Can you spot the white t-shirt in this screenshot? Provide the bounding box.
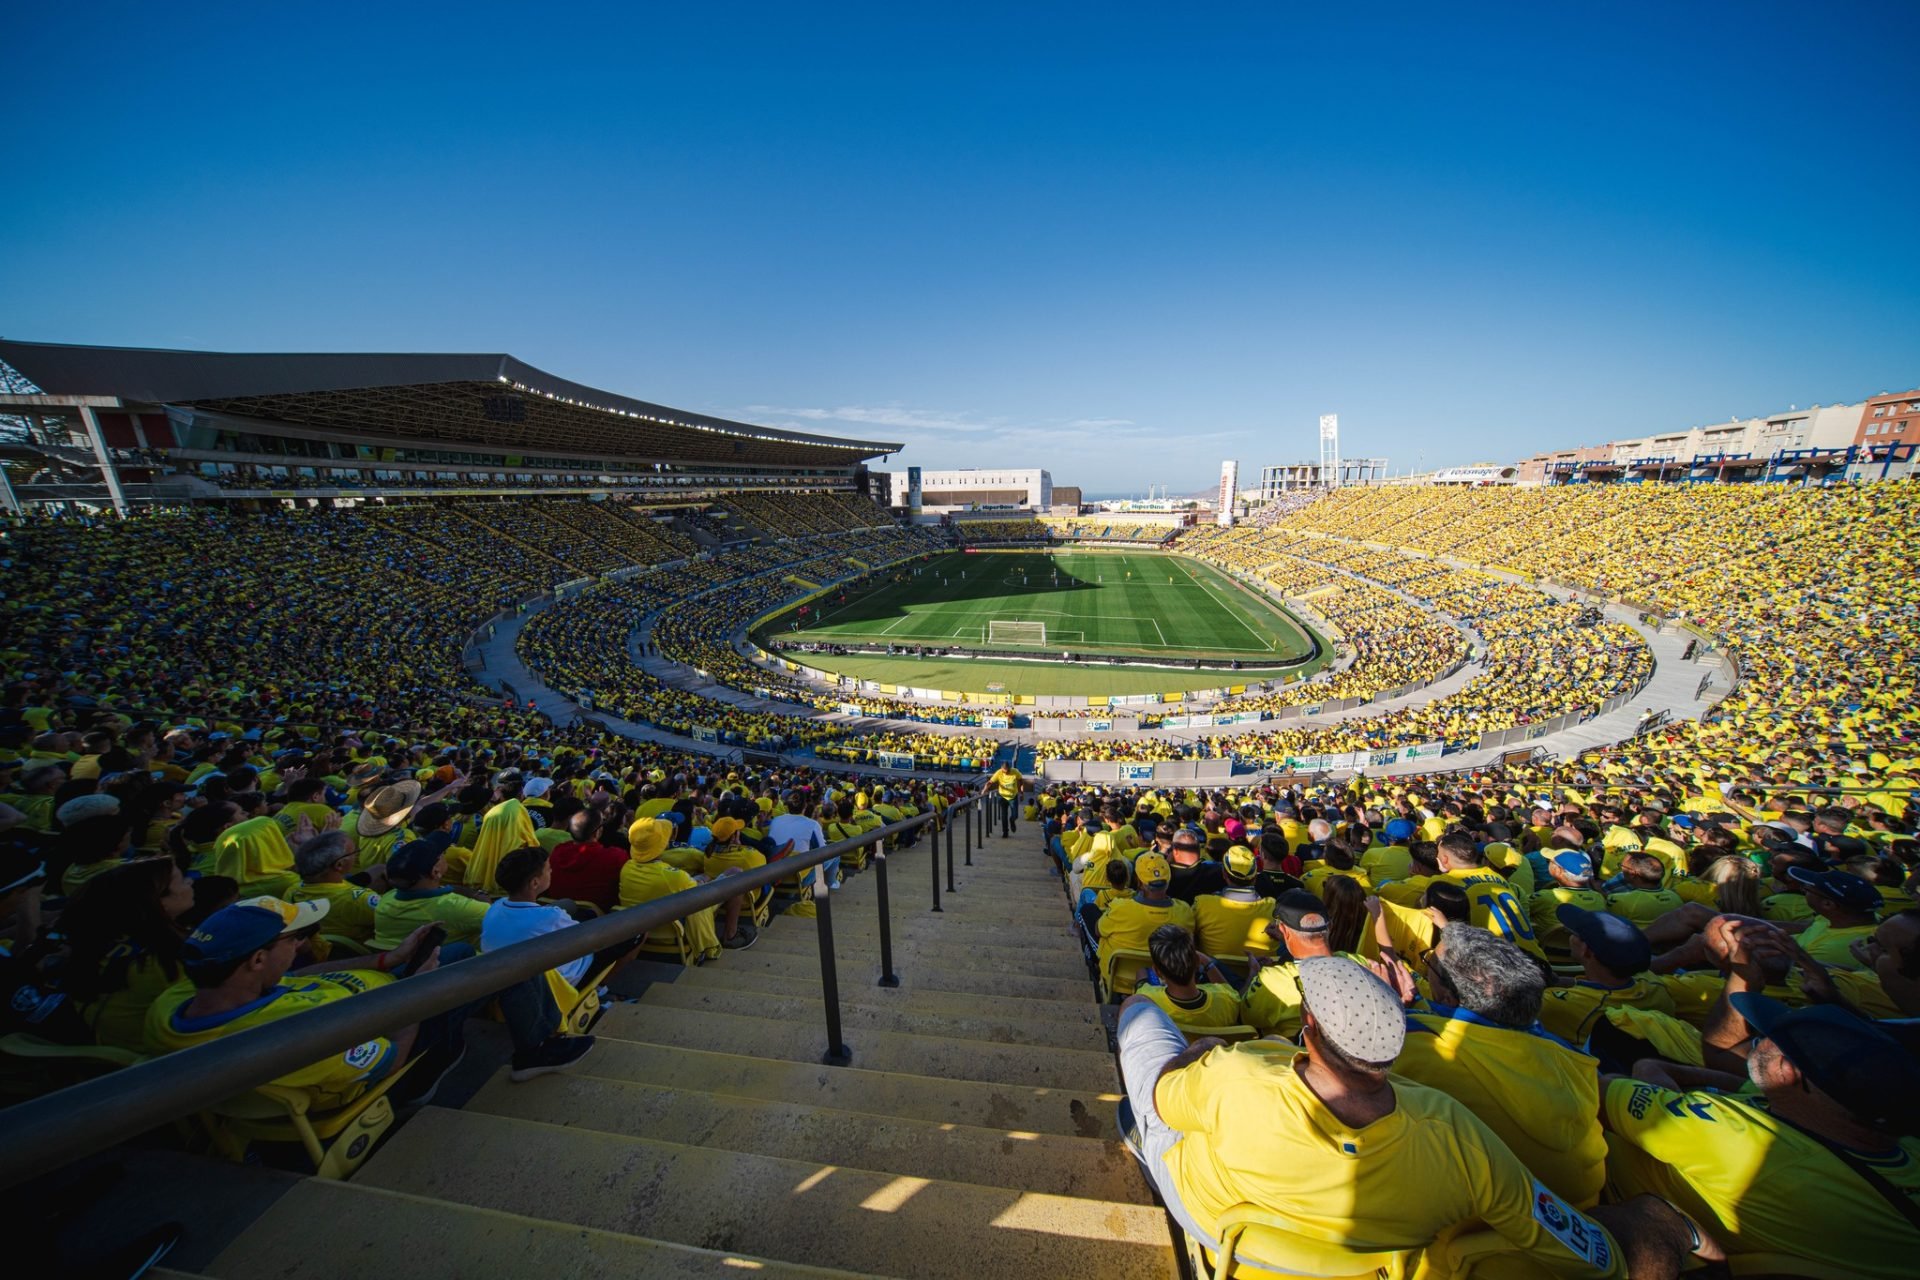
[766,813,826,857]
[481,898,590,986]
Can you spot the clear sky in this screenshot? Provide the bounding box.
[6,2,1916,491]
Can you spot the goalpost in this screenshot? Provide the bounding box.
[987,620,1046,646]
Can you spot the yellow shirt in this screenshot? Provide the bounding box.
[1395,1009,1608,1207]
[1141,983,1245,1033]
[1443,867,1547,960]
[291,880,382,943]
[1156,1042,1626,1277]
[1603,1078,1920,1276]
[1530,887,1608,962]
[1602,887,1683,931]
[619,857,698,909]
[1796,918,1877,972]
[1191,891,1276,960]
[1096,897,1195,994]
[1299,864,1373,898]
[1536,977,1677,1051]
[145,970,398,1111]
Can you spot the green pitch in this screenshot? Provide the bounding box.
[756,550,1325,696]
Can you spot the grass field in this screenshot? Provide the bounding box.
[756,550,1327,696]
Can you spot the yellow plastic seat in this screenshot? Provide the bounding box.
[201,1058,418,1179]
[1100,948,1154,1002]
[1191,1204,1418,1279]
[636,918,695,965]
[0,1032,146,1101]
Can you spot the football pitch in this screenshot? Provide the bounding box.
[756,550,1326,696]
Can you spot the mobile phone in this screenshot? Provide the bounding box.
[400,924,447,978]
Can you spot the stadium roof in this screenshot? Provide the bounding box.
[0,339,900,467]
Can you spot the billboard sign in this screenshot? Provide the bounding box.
[1217,460,1239,527]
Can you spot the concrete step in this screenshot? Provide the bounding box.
[596,1003,1118,1091]
[566,1039,1122,1138]
[671,961,1099,1014]
[355,1109,1175,1280]
[774,912,1079,950]
[467,1072,1150,1203]
[206,1179,876,1279]
[745,928,1090,981]
[637,983,1109,1051]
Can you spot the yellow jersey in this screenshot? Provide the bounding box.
[1536,977,1677,1051]
[290,880,381,943]
[1096,897,1195,993]
[1603,1078,1920,1275]
[1797,918,1877,971]
[1191,891,1276,960]
[1603,887,1683,931]
[1156,1042,1625,1277]
[1395,1008,1608,1207]
[145,970,399,1111]
[1530,887,1609,963]
[1141,983,1245,1033]
[1443,868,1547,960]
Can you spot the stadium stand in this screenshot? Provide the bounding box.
[2,340,1916,1276]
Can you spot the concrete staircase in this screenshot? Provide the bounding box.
[189,820,1175,1279]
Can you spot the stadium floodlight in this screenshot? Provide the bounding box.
[988,620,1046,646]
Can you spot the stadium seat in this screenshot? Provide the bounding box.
[1100,947,1154,1002]
[198,1059,419,1179]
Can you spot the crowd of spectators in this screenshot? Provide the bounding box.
[1042,760,1918,1275]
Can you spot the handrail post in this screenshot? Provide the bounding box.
[963,800,973,866]
[929,819,943,912]
[945,808,957,894]
[963,799,973,866]
[814,875,852,1066]
[874,839,899,987]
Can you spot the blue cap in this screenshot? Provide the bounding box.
[688,827,714,851]
[182,897,329,966]
[1785,866,1880,913]
[1551,851,1595,882]
[1730,994,1920,1135]
[387,831,453,885]
[1557,904,1652,974]
[1384,818,1416,842]
[1669,815,1696,829]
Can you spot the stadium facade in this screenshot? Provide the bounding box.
[0,339,901,514]
[1515,394,1916,485]
[878,466,1053,512]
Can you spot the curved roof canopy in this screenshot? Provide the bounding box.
[0,339,899,467]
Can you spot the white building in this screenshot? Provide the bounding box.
[881,467,1052,511]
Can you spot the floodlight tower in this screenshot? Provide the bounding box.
[1319,414,1341,488]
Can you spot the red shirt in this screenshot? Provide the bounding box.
[546,839,628,910]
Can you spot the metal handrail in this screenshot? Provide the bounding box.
[0,797,979,1190]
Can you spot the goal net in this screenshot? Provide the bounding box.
[987,620,1046,646]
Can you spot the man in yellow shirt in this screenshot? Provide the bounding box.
[619,816,720,961]
[1096,852,1194,997]
[1435,830,1546,959]
[290,830,380,943]
[1115,957,1677,1278]
[1532,851,1609,964]
[1138,923,1244,1033]
[1781,866,1882,970]
[1393,924,1608,1207]
[1604,852,1684,930]
[987,763,1024,833]
[1191,846,1275,962]
[1601,994,1920,1275]
[1539,905,1677,1048]
[1242,890,1363,1040]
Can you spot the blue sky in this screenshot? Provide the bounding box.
[6,3,1916,492]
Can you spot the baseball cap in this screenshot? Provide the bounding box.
[1730,993,1920,1135]
[709,817,745,843]
[1298,957,1405,1064]
[57,793,122,826]
[1785,866,1881,913]
[1273,889,1329,934]
[1384,818,1416,842]
[183,896,330,966]
[386,834,451,885]
[1550,850,1595,882]
[1133,851,1171,888]
[522,777,554,799]
[1556,904,1652,974]
[1222,845,1256,880]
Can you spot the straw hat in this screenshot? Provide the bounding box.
[357,781,421,837]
